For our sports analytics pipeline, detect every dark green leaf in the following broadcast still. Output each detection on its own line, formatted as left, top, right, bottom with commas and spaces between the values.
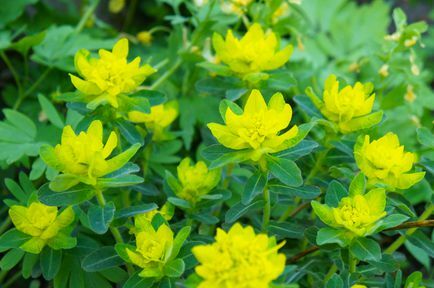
82, 246, 124, 272
274, 140, 319, 160
325, 181, 348, 207
38, 183, 94, 206
225, 200, 265, 223
242, 171, 267, 205
115, 119, 144, 145
267, 156, 303, 187
407, 231, 434, 258
0, 248, 25, 271
268, 183, 321, 199
88, 202, 116, 235
40, 248, 62, 280
123, 271, 154, 288
163, 259, 185, 278
0, 228, 32, 252
268, 221, 304, 239
350, 237, 381, 261
115, 203, 158, 219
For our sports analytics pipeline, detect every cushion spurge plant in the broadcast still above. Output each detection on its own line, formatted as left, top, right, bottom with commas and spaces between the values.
306, 74, 383, 133
354, 132, 425, 190
207, 89, 299, 162
9, 203, 75, 254
212, 23, 293, 78
40, 120, 140, 191
192, 223, 285, 287
69, 38, 155, 109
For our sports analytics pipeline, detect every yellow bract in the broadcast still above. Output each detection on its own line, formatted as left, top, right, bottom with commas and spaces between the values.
354, 133, 425, 190
312, 188, 386, 237
9, 203, 75, 254
70, 38, 155, 108
307, 74, 383, 133
212, 23, 293, 76
40, 120, 140, 191
192, 223, 285, 288
128, 101, 178, 141
208, 89, 298, 161
132, 203, 174, 234
125, 223, 174, 277
176, 158, 221, 203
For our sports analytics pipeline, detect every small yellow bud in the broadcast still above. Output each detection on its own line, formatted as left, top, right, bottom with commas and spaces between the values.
405, 85, 416, 103
297, 35, 305, 51
411, 64, 420, 76
378, 64, 389, 77
348, 62, 360, 73
404, 36, 418, 47
109, 0, 125, 14
384, 32, 401, 41
410, 115, 421, 128
137, 31, 152, 45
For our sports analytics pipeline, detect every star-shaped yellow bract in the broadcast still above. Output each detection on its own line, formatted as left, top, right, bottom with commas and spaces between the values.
40, 120, 140, 191
212, 23, 293, 76
208, 89, 298, 161
192, 223, 285, 288
9, 203, 75, 254
70, 38, 155, 109
307, 74, 383, 133
354, 133, 425, 190
312, 188, 387, 238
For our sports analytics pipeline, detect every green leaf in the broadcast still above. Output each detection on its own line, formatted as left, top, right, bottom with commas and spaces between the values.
367, 254, 400, 273
123, 271, 154, 288
0, 0, 38, 26
40, 247, 62, 280
170, 226, 191, 261
88, 202, 116, 235
5, 178, 28, 203
350, 237, 381, 261
37, 94, 64, 128
416, 127, 434, 148
8, 31, 46, 55
241, 171, 267, 205
209, 150, 252, 169
0, 228, 32, 252
349, 173, 366, 197
325, 274, 343, 288
163, 259, 185, 278
274, 140, 319, 160
316, 227, 350, 247
38, 183, 94, 206
0, 248, 25, 271
266, 156, 303, 187
97, 175, 144, 188
115, 203, 158, 219
201, 144, 236, 161
114, 119, 144, 145
373, 214, 409, 233
325, 181, 348, 207
268, 221, 304, 239
167, 197, 191, 209
407, 231, 434, 258
404, 271, 423, 288
22, 253, 39, 279
130, 90, 167, 106
225, 200, 265, 223
268, 183, 321, 199
82, 246, 124, 272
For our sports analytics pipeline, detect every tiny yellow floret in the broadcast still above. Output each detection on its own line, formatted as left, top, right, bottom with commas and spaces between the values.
9, 203, 75, 254
70, 38, 156, 108
212, 23, 293, 76
176, 158, 221, 203
137, 31, 153, 45
40, 120, 140, 191
192, 223, 286, 288
307, 74, 383, 133
208, 89, 299, 161
128, 101, 178, 141
354, 133, 425, 190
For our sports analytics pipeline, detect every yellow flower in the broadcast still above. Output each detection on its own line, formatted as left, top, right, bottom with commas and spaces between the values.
312, 188, 386, 238
40, 120, 140, 191
128, 101, 178, 141
137, 31, 152, 45
125, 223, 174, 277
175, 158, 221, 203
132, 203, 174, 233
352, 285, 368, 288
208, 89, 299, 161
109, 0, 125, 13
9, 203, 75, 254
354, 133, 425, 190
307, 74, 383, 133
192, 223, 285, 288
212, 23, 293, 76
221, 0, 253, 15
70, 38, 156, 109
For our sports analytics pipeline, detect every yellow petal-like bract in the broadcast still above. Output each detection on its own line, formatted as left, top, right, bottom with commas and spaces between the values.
176, 158, 221, 203
312, 188, 387, 238
208, 89, 299, 161
40, 120, 140, 191
9, 203, 75, 254
308, 74, 383, 133
354, 133, 425, 190
192, 223, 285, 288
212, 23, 293, 75
70, 38, 156, 108
128, 101, 178, 141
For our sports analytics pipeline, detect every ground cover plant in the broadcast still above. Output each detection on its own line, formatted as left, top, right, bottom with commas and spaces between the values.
0, 0, 433, 287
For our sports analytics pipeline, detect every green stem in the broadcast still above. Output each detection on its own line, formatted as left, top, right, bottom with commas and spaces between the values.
261, 186, 270, 232
305, 148, 330, 184
348, 251, 357, 273
323, 264, 338, 284
1, 51, 23, 101
385, 203, 434, 254
13, 67, 52, 110
123, 0, 138, 31
150, 59, 182, 90
3, 271, 21, 288
94, 188, 134, 275
75, 0, 100, 33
